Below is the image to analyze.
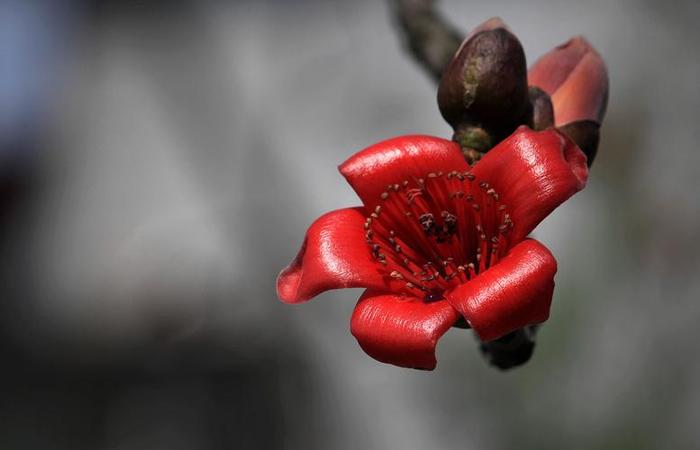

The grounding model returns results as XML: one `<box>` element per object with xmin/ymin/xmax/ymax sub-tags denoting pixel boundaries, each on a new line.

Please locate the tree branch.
<box><xmin>389</xmin><ymin>0</ymin><xmax>463</xmax><ymax>81</ymax></box>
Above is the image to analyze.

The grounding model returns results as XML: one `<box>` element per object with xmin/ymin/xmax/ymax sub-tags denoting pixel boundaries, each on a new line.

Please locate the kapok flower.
<box><xmin>277</xmin><ymin>126</ymin><xmax>588</xmax><ymax>370</ymax></box>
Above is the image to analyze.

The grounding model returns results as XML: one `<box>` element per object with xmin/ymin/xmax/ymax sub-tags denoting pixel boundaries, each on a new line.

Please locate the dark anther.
<box><xmin>441</xmin><ymin>211</ymin><xmax>457</xmax><ymax>235</ymax></box>
<box><xmin>435</xmin><ymin>211</ymin><xmax>458</xmax><ymax>243</ymax></box>
<box><xmin>419</xmin><ymin>213</ymin><xmax>436</xmax><ymax>235</ymax></box>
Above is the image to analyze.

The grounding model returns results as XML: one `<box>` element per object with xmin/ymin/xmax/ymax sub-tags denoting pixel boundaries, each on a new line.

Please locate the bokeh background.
<box><xmin>1</xmin><ymin>0</ymin><xmax>699</xmax><ymax>448</ymax></box>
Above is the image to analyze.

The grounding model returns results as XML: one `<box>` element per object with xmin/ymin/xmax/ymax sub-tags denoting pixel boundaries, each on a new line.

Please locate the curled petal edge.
<box><xmin>472</xmin><ymin>126</ymin><xmax>588</xmax><ymax>243</ymax></box>
<box><xmin>277</xmin><ymin>207</ymin><xmax>392</xmax><ymax>303</ymax></box>
<box><xmin>351</xmin><ymin>289</ymin><xmax>460</xmax><ymax>370</ymax></box>
<box><xmin>445</xmin><ymin>238</ymin><xmax>557</xmax><ymax>342</ymax></box>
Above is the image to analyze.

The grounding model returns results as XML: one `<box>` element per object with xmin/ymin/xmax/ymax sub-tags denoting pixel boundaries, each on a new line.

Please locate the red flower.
<box><xmin>277</xmin><ymin>126</ymin><xmax>588</xmax><ymax>370</ymax></box>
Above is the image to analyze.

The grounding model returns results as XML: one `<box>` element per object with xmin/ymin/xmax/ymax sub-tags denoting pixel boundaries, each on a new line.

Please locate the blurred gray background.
<box><xmin>1</xmin><ymin>0</ymin><xmax>699</xmax><ymax>449</ymax></box>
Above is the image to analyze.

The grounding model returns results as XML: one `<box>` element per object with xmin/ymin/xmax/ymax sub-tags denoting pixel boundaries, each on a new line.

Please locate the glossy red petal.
<box><xmin>351</xmin><ymin>290</ymin><xmax>460</xmax><ymax>370</ymax></box>
<box><xmin>472</xmin><ymin>126</ymin><xmax>588</xmax><ymax>243</ymax></box>
<box><xmin>445</xmin><ymin>239</ymin><xmax>556</xmax><ymax>342</ymax></box>
<box><xmin>339</xmin><ymin>135</ymin><xmax>469</xmax><ymax>211</ymax></box>
<box><xmin>277</xmin><ymin>207</ymin><xmax>393</xmax><ymax>304</ymax></box>
<box><xmin>528</xmin><ymin>37</ymin><xmax>608</xmax><ymax>126</ymax></box>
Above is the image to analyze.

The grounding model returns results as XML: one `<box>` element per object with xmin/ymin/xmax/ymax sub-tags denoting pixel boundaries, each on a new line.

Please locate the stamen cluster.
<box><xmin>364</xmin><ymin>170</ymin><xmax>513</xmax><ymax>300</ymax></box>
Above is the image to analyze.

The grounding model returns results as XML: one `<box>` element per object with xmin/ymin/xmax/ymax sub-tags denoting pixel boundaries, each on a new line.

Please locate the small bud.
<box><xmin>438</xmin><ymin>18</ymin><xmax>530</xmax><ymax>148</ymax></box>
<box><xmin>528</xmin><ymin>36</ymin><xmax>609</xmax><ymax>127</ymax></box>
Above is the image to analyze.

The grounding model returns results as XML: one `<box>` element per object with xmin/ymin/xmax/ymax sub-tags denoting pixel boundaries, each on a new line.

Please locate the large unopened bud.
<box><xmin>437</xmin><ymin>18</ymin><xmax>530</xmax><ymax>151</ymax></box>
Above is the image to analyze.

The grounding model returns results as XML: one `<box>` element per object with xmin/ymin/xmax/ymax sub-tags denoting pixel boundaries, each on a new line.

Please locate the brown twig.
<box><xmin>389</xmin><ymin>0</ymin><xmax>463</xmax><ymax>81</ymax></box>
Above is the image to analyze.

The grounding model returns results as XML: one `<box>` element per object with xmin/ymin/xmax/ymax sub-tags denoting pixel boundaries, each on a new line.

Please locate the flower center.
<box><xmin>364</xmin><ymin>170</ymin><xmax>513</xmax><ymax>300</ymax></box>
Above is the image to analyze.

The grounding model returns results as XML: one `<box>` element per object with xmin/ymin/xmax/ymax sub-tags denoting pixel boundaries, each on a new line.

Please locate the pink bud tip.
<box><xmin>528</xmin><ymin>36</ymin><xmax>609</xmax><ymax>126</ymax></box>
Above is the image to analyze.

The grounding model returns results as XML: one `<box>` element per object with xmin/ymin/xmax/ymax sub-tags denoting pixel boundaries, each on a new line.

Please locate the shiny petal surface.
<box><xmin>473</xmin><ymin>126</ymin><xmax>588</xmax><ymax>243</ymax></box>
<box><xmin>351</xmin><ymin>290</ymin><xmax>460</xmax><ymax>370</ymax></box>
<box><xmin>277</xmin><ymin>208</ymin><xmax>393</xmax><ymax>303</ymax></box>
<box><xmin>528</xmin><ymin>36</ymin><xmax>608</xmax><ymax>126</ymax></box>
<box><xmin>339</xmin><ymin>135</ymin><xmax>469</xmax><ymax>211</ymax></box>
<box><xmin>445</xmin><ymin>239</ymin><xmax>556</xmax><ymax>342</ymax></box>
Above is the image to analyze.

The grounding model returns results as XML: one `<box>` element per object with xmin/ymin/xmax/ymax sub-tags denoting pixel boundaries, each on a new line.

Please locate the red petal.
<box><xmin>339</xmin><ymin>135</ymin><xmax>469</xmax><ymax>210</ymax></box>
<box><xmin>528</xmin><ymin>37</ymin><xmax>608</xmax><ymax>126</ymax></box>
<box><xmin>351</xmin><ymin>290</ymin><xmax>460</xmax><ymax>370</ymax></box>
<box><xmin>445</xmin><ymin>239</ymin><xmax>556</xmax><ymax>342</ymax></box>
<box><xmin>472</xmin><ymin>126</ymin><xmax>588</xmax><ymax>243</ymax></box>
<box><xmin>277</xmin><ymin>207</ymin><xmax>393</xmax><ymax>303</ymax></box>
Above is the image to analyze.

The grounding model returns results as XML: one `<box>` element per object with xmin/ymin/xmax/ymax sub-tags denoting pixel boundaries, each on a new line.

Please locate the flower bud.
<box><xmin>437</xmin><ymin>18</ymin><xmax>530</xmax><ymax>148</ymax></box>
<box><xmin>528</xmin><ymin>36</ymin><xmax>609</xmax><ymax>127</ymax></box>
